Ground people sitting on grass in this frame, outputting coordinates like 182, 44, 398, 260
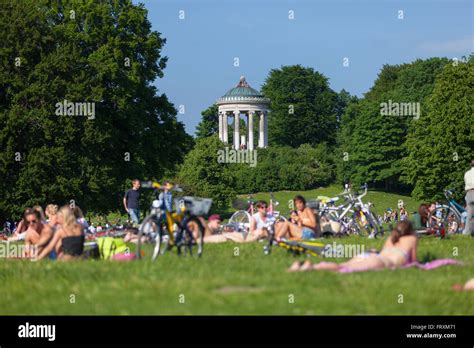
45, 204, 60, 230
399, 206, 409, 221
288, 221, 417, 272
194, 203, 272, 243
73, 205, 89, 229
33, 205, 47, 224
411, 203, 429, 231
37, 206, 85, 260
24, 209, 53, 258
8, 208, 34, 241
275, 195, 317, 240
428, 202, 439, 226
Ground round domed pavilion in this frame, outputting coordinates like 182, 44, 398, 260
216, 76, 270, 150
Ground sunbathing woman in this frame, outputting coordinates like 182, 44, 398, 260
37, 206, 85, 260
288, 221, 417, 272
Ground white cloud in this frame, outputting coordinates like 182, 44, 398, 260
419, 37, 474, 53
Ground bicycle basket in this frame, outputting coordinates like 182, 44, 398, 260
306, 200, 320, 210
175, 196, 213, 216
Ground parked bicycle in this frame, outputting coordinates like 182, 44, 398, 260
318, 184, 383, 238
428, 189, 465, 235
136, 181, 212, 261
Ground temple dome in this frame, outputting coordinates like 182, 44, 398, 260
217, 76, 270, 104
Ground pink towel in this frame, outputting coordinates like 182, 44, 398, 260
338, 259, 463, 273
402, 259, 463, 270
112, 253, 136, 261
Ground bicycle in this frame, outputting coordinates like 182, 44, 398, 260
319, 184, 383, 238
428, 189, 465, 235
135, 181, 212, 261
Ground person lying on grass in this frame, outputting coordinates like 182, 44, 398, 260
37, 206, 85, 261
275, 195, 317, 240
452, 278, 474, 291
188, 208, 269, 244
288, 221, 417, 272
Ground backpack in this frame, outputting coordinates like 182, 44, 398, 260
97, 237, 128, 260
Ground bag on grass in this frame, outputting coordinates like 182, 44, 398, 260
97, 237, 128, 260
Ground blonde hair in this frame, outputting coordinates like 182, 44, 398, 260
59, 205, 78, 229
46, 204, 59, 216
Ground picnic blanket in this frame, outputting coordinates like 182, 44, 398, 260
337, 258, 463, 273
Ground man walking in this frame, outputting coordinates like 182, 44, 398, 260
124, 179, 141, 225
463, 160, 474, 236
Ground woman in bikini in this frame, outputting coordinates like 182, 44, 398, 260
275, 195, 317, 240
288, 220, 417, 272
37, 206, 85, 260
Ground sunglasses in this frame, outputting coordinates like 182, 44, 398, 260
27, 219, 38, 224
259, 206, 267, 209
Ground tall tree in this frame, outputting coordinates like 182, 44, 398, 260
401, 56, 474, 201
177, 135, 235, 209
261, 65, 338, 148
195, 104, 218, 139
337, 58, 450, 189
0, 0, 192, 220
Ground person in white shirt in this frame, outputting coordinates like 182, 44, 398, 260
463, 159, 474, 236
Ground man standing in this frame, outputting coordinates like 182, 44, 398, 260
463, 160, 474, 236
124, 179, 141, 225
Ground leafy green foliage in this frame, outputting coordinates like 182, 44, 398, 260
0, 0, 192, 220
233, 144, 335, 193
177, 135, 236, 210
401, 56, 474, 201
336, 58, 450, 189
261, 65, 338, 148
195, 104, 219, 139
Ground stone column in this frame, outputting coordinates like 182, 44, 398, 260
248, 111, 254, 151
263, 111, 268, 147
258, 111, 264, 148
222, 112, 228, 144
233, 110, 240, 149
218, 111, 223, 141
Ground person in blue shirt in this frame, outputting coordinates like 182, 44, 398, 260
158, 181, 173, 212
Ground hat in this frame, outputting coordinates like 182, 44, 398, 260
208, 214, 221, 222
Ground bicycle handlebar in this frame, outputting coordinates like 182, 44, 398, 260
140, 181, 183, 192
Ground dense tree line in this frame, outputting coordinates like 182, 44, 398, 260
0, 0, 192, 220
193, 58, 472, 204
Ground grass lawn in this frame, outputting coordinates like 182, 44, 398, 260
1, 235, 473, 315
1, 186, 472, 315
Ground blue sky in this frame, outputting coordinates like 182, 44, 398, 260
137, 0, 473, 134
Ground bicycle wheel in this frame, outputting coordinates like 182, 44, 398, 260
365, 211, 383, 238
229, 210, 251, 229
179, 216, 204, 257
136, 214, 166, 260
430, 206, 462, 234
151, 223, 171, 261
